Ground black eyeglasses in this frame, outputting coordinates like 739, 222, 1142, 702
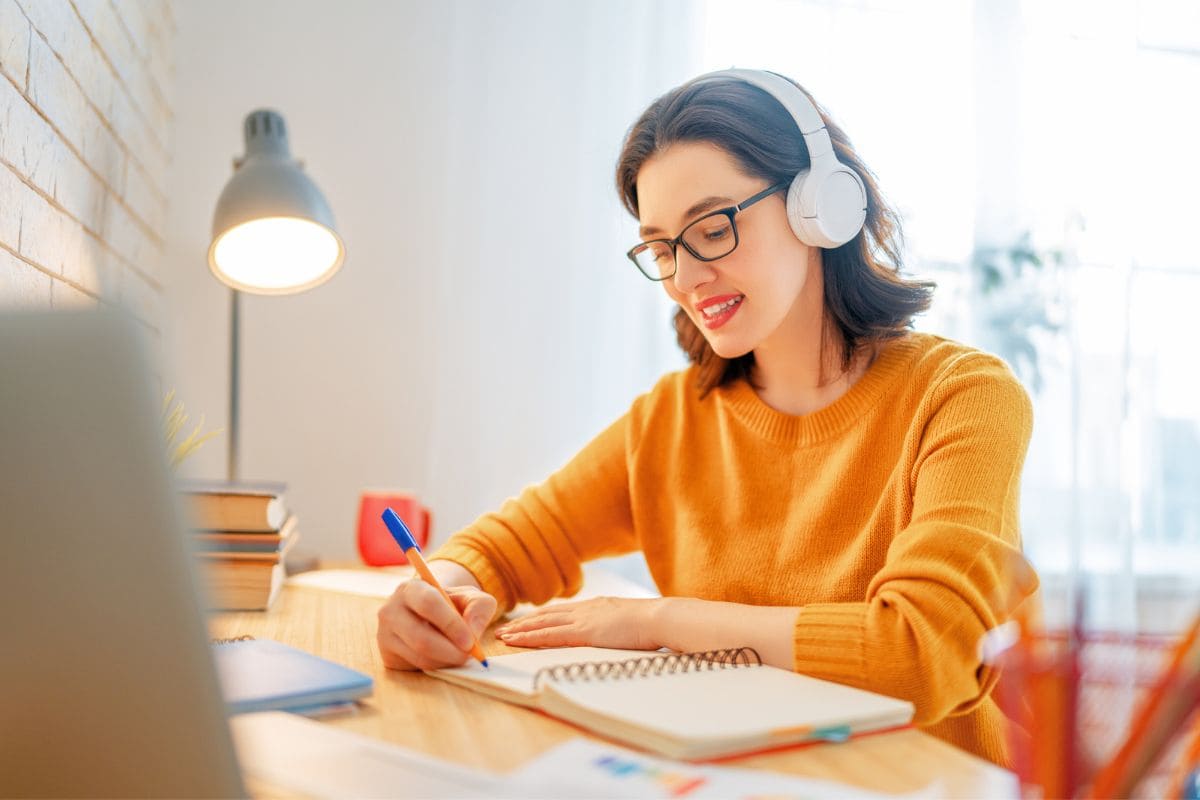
626, 181, 789, 281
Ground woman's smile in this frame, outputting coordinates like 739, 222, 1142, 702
695, 293, 745, 330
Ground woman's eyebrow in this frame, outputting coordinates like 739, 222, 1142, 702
639, 195, 732, 237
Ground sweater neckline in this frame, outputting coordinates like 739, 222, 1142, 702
717, 333, 925, 444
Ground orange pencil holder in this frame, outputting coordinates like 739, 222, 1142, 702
994, 628, 1192, 799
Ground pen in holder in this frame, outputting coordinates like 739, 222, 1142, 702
985, 604, 1200, 799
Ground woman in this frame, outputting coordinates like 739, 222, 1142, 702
376, 69, 1038, 766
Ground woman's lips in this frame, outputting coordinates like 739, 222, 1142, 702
697, 294, 744, 330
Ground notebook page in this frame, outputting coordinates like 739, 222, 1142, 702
286, 568, 413, 598
545, 664, 914, 742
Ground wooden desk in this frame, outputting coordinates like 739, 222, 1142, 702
210, 581, 1015, 797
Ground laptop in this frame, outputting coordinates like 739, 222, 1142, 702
0, 311, 245, 797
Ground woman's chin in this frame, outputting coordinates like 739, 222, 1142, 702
705, 335, 753, 360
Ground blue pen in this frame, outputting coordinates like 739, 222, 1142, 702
382, 508, 489, 668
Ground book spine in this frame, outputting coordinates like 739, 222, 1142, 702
198, 561, 284, 611
184, 494, 286, 532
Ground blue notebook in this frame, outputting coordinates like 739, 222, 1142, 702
212, 638, 373, 714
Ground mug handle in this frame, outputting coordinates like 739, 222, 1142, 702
421, 506, 433, 549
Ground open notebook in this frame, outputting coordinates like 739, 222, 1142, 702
428, 646, 914, 760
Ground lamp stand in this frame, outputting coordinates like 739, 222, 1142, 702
228, 289, 240, 482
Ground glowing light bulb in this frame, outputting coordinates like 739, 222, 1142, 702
209, 217, 343, 293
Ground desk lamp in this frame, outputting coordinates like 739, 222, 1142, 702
208, 109, 345, 480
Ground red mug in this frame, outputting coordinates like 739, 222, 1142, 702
356, 490, 431, 566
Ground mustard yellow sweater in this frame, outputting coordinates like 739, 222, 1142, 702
432, 332, 1039, 765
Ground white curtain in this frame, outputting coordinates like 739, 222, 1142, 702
424, 2, 696, 563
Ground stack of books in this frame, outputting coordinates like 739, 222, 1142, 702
180, 480, 298, 611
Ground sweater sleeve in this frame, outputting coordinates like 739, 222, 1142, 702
791, 355, 1040, 725
428, 411, 637, 612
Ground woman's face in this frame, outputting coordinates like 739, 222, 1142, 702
635, 142, 817, 360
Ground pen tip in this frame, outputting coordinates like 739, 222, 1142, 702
481, 659, 489, 669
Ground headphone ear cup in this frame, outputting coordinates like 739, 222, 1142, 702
785, 171, 815, 245
786, 165, 868, 249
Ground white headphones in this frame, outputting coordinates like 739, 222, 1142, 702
688, 69, 867, 249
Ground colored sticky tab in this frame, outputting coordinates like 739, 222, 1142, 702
811, 725, 852, 743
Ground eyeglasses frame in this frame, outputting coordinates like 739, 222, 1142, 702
626, 181, 790, 281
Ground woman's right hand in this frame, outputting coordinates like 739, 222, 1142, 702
376, 578, 498, 671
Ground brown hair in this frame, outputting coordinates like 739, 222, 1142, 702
616, 73, 934, 395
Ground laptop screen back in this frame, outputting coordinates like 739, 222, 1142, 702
0, 311, 244, 797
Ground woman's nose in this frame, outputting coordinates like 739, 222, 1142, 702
671, 247, 716, 295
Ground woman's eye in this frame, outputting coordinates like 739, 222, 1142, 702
639, 244, 672, 263
702, 223, 731, 241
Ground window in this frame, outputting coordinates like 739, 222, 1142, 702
699, 0, 1200, 587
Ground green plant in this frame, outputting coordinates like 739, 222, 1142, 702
161, 390, 222, 468
970, 231, 1064, 393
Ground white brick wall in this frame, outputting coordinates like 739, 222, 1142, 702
0, 0, 174, 330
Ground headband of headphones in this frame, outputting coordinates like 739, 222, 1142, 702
690, 68, 837, 167
684, 68, 867, 248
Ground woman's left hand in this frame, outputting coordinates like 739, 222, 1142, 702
493, 597, 665, 651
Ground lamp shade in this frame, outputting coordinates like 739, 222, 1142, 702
208, 109, 345, 295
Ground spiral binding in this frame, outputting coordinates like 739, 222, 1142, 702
211, 635, 255, 645
532, 647, 762, 689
